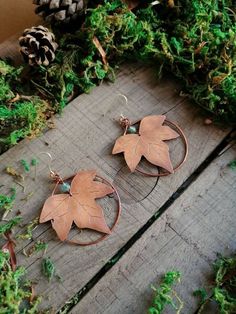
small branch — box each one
[9,94,34,103]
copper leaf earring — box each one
[112,114,188,177]
[39,153,121,246]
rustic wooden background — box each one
[0,37,235,314]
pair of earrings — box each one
[40,111,188,246]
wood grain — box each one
[0,64,230,311]
[73,147,236,314]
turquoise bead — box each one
[127,126,137,134]
[59,182,71,193]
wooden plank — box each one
[0,64,229,311]
[0,35,22,63]
[73,147,236,314]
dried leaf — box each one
[20,191,34,202]
[112,115,179,173]
[168,0,175,8]
[5,167,24,181]
[23,240,48,257]
[93,36,108,66]
[123,0,141,9]
[17,217,39,240]
[40,170,114,241]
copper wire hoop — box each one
[123,118,188,177]
[51,173,121,246]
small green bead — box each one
[127,126,137,134]
[59,182,71,193]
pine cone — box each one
[33,0,87,24]
[19,26,58,66]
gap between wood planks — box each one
[58,129,235,313]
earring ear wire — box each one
[38,152,62,181]
[117,94,128,106]
[39,152,53,173]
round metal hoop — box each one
[51,173,121,246]
[124,119,188,177]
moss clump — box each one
[0,59,50,153]
[0,216,22,235]
[1,0,236,153]
[0,189,16,216]
[195,254,236,313]
[42,257,55,282]
[0,95,50,153]
[148,271,182,313]
[30,0,236,124]
[0,251,41,314]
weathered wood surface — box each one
[74,147,236,314]
[0,34,22,64]
[0,63,230,311]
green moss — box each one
[0,251,41,314]
[24,240,48,257]
[1,0,236,153]
[228,159,236,170]
[0,97,49,152]
[148,271,182,314]
[195,254,236,314]
[42,257,55,282]
[0,216,22,236]
[20,160,30,173]
[17,217,39,240]
[0,188,16,215]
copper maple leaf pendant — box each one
[112,115,188,175]
[40,170,121,246]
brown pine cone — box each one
[33,0,87,24]
[19,26,58,66]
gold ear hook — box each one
[116,94,128,123]
[38,152,54,175]
[117,94,128,108]
[39,152,63,182]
